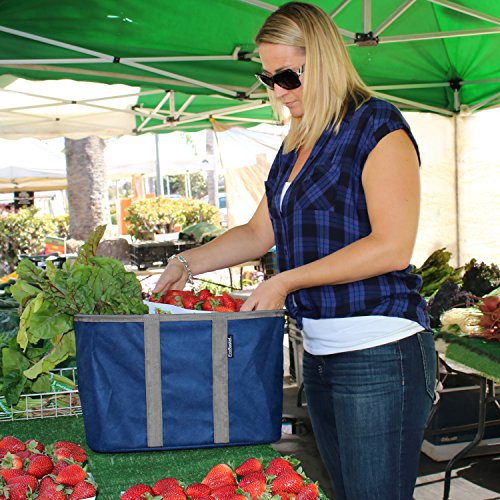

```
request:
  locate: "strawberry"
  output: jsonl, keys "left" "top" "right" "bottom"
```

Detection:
{"left": 53, "top": 441, "right": 86, "bottom": 455}
{"left": 121, "top": 483, "right": 154, "bottom": 500}
{"left": 153, "top": 477, "right": 180, "bottom": 495}
{"left": 149, "top": 291, "right": 163, "bottom": 302}
{"left": 239, "top": 478, "right": 267, "bottom": 500}
{"left": 264, "top": 457, "right": 294, "bottom": 477}
{"left": 214, "top": 306, "right": 235, "bottom": 312}
{"left": 55, "top": 463, "right": 87, "bottom": 486}
{"left": 53, "top": 460, "right": 70, "bottom": 475}
{"left": 68, "top": 480, "right": 97, "bottom": 499}
{"left": 0, "top": 436, "right": 25, "bottom": 453}
{"left": 238, "top": 472, "right": 266, "bottom": 488}
{"left": 25, "top": 439, "right": 45, "bottom": 453}
{"left": 296, "top": 483, "right": 319, "bottom": 500}
{"left": 1, "top": 452, "right": 24, "bottom": 470}
{"left": 53, "top": 447, "right": 87, "bottom": 464}
{"left": 202, "top": 464, "right": 236, "bottom": 491}
{"left": 198, "top": 289, "right": 213, "bottom": 300}
{"left": 234, "top": 298, "right": 245, "bottom": 312}
{"left": 235, "top": 458, "right": 262, "bottom": 477}
{"left": 0, "top": 468, "right": 26, "bottom": 482}
{"left": 183, "top": 295, "right": 203, "bottom": 310}
{"left": 185, "top": 483, "right": 211, "bottom": 498}
{"left": 209, "top": 484, "right": 237, "bottom": 499}
{"left": 230, "top": 496, "right": 248, "bottom": 500}
{"left": 160, "top": 490, "right": 187, "bottom": 500}
{"left": 221, "top": 293, "right": 236, "bottom": 309}
{"left": 271, "top": 471, "right": 304, "bottom": 494}
{"left": 5, "top": 483, "right": 34, "bottom": 500}
{"left": 38, "top": 477, "right": 68, "bottom": 499}
{"left": 38, "top": 493, "right": 67, "bottom": 500}
{"left": 6, "top": 473, "right": 38, "bottom": 491}
{"left": 273, "top": 492, "right": 292, "bottom": 500}
{"left": 26, "top": 454, "right": 54, "bottom": 478}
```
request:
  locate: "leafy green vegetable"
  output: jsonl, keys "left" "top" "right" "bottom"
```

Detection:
{"left": 461, "top": 259, "right": 500, "bottom": 297}
{"left": 6, "top": 224, "right": 148, "bottom": 403}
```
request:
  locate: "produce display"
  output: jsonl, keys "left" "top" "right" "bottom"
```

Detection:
{"left": 121, "top": 456, "right": 323, "bottom": 500}
{"left": 148, "top": 289, "right": 245, "bottom": 312}
{"left": 0, "top": 435, "right": 97, "bottom": 499}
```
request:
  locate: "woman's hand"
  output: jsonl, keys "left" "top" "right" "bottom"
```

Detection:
{"left": 152, "top": 259, "right": 188, "bottom": 295}
{"left": 240, "top": 275, "right": 288, "bottom": 311}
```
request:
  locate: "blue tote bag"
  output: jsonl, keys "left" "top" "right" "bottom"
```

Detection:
{"left": 74, "top": 311, "right": 285, "bottom": 452}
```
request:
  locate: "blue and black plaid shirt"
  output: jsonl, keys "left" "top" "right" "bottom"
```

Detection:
{"left": 265, "top": 98, "right": 429, "bottom": 330}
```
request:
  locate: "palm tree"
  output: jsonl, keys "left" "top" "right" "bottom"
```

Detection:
{"left": 65, "top": 137, "right": 109, "bottom": 240}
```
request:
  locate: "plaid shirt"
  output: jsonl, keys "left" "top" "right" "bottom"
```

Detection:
{"left": 265, "top": 98, "right": 429, "bottom": 330}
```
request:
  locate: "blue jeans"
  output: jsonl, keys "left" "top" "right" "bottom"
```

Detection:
{"left": 303, "top": 331, "right": 436, "bottom": 500}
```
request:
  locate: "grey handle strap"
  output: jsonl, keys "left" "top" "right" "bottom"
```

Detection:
{"left": 144, "top": 315, "right": 164, "bottom": 447}
{"left": 143, "top": 315, "right": 230, "bottom": 447}
{"left": 212, "top": 315, "right": 230, "bottom": 443}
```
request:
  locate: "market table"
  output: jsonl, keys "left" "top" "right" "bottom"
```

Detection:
{"left": 435, "top": 333, "right": 500, "bottom": 500}
{"left": 0, "top": 416, "right": 282, "bottom": 499}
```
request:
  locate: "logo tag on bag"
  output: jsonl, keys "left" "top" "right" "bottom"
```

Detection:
{"left": 227, "top": 335, "right": 233, "bottom": 358}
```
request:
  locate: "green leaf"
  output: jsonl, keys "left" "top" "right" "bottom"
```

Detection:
{"left": 17, "top": 292, "right": 45, "bottom": 350}
{"left": 31, "top": 373, "right": 52, "bottom": 393}
{"left": 23, "top": 331, "right": 75, "bottom": 379}
{"left": 28, "top": 300, "right": 72, "bottom": 341}
{"left": 74, "top": 224, "right": 106, "bottom": 265}
{"left": 2, "top": 369, "right": 27, "bottom": 406}
{"left": 2, "top": 347, "right": 30, "bottom": 376}
{"left": 8, "top": 279, "right": 41, "bottom": 308}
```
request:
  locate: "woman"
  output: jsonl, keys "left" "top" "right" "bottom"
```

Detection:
{"left": 154, "top": 3, "right": 435, "bottom": 498}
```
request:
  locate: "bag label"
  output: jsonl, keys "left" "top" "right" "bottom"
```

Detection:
{"left": 227, "top": 335, "right": 233, "bottom": 358}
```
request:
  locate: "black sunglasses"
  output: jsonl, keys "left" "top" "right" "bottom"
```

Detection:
{"left": 255, "top": 65, "right": 304, "bottom": 90}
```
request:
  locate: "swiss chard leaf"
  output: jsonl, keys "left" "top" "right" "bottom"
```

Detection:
{"left": 28, "top": 299, "right": 72, "bottom": 341}
{"left": 2, "top": 369, "right": 27, "bottom": 406}
{"left": 74, "top": 224, "right": 106, "bottom": 265}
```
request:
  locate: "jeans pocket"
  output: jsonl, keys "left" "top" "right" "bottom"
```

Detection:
{"left": 417, "top": 330, "right": 437, "bottom": 401}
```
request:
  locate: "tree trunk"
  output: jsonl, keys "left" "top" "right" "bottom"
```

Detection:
{"left": 65, "top": 136, "right": 109, "bottom": 240}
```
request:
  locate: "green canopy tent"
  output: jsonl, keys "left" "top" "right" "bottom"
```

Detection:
{"left": 0, "top": 0, "right": 499, "bottom": 138}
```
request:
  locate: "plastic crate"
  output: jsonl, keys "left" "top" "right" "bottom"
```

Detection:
{"left": 129, "top": 240, "right": 198, "bottom": 270}
{"left": 19, "top": 252, "right": 66, "bottom": 270}
{"left": 0, "top": 367, "right": 81, "bottom": 421}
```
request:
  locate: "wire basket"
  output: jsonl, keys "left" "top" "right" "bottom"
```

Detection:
{"left": 0, "top": 367, "right": 81, "bottom": 421}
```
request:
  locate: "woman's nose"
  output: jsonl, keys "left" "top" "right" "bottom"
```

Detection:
{"left": 273, "top": 84, "right": 288, "bottom": 98}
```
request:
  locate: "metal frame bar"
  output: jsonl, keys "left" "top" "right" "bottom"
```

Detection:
{"left": 379, "top": 27, "right": 500, "bottom": 43}
{"left": 363, "top": 0, "right": 372, "bottom": 33}
{"left": 469, "top": 91, "right": 500, "bottom": 111}
{"left": 371, "top": 90, "right": 455, "bottom": 115}
{"left": 238, "top": 0, "right": 276, "bottom": 12}
{"left": 374, "top": 0, "right": 417, "bottom": 37}
{"left": 136, "top": 91, "right": 171, "bottom": 132}
{"left": 428, "top": 0, "right": 500, "bottom": 26}
{"left": 0, "top": 24, "right": 239, "bottom": 97}
{"left": 331, "top": 0, "right": 351, "bottom": 19}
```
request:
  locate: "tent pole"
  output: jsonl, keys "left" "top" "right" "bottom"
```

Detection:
{"left": 453, "top": 115, "right": 461, "bottom": 267}
{"left": 155, "top": 134, "right": 163, "bottom": 197}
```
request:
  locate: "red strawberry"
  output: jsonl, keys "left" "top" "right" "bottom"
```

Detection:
{"left": 1, "top": 452, "right": 24, "bottom": 470}
{"left": 202, "top": 298, "right": 219, "bottom": 311}
{"left": 6, "top": 473, "right": 38, "bottom": 491}
{"left": 0, "top": 468, "right": 26, "bottom": 482}
{"left": 235, "top": 457, "right": 262, "bottom": 477}
{"left": 183, "top": 295, "right": 203, "bottom": 310}
{"left": 5, "top": 483, "right": 35, "bottom": 500}
{"left": 239, "top": 478, "right": 267, "bottom": 500}
{"left": 160, "top": 490, "right": 187, "bottom": 500}
{"left": 209, "top": 484, "right": 238, "bottom": 500}
{"left": 38, "top": 493, "right": 68, "bottom": 500}
{"left": 27, "top": 454, "right": 54, "bottom": 478}
{"left": 186, "top": 483, "right": 211, "bottom": 498}
{"left": 221, "top": 293, "right": 236, "bottom": 309}
{"left": 198, "top": 289, "right": 213, "bottom": 300}
{"left": 53, "top": 447, "right": 87, "bottom": 464}
{"left": 25, "top": 439, "right": 45, "bottom": 453}
{"left": 39, "top": 476, "right": 60, "bottom": 493}
{"left": 296, "top": 483, "right": 319, "bottom": 500}
{"left": 121, "top": 483, "right": 154, "bottom": 500}
{"left": 55, "top": 463, "right": 87, "bottom": 486}
{"left": 234, "top": 298, "right": 245, "bottom": 312}
{"left": 15, "top": 450, "right": 30, "bottom": 460}
{"left": 264, "top": 457, "right": 294, "bottom": 477}
{"left": 68, "top": 480, "right": 97, "bottom": 499}
{"left": 202, "top": 464, "right": 236, "bottom": 491}
{"left": 53, "top": 441, "right": 86, "bottom": 455}
{"left": 238, "top": 472, "right": 266, "bottom": 488}
{"left": 230, "top": 496, "right": 248, "bottom": 500}
{"left": 153, "top": 477, "right": 180, "bottom": 494}
{"left": 53, "top": 460, "right": 70, "bottom": 475}
{"left": 214, "top": 306, "right": 235, "bottom": 312}
{"left": 0, "top": 436, "right": 25, "bottom": 453}
{"left": 273, "top": 492, "right": 292, "bottom": 500}
{"left": 271, "top": 471, "right": 304, "bottom": 494}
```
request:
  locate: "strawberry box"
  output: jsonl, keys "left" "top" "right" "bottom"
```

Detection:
{"left": 73, "top": 310, "right": 285, "bottom": 452}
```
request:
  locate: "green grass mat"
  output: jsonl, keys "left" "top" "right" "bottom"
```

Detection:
{"left": 0, "top": 416, "right": 281, "bottom": 499}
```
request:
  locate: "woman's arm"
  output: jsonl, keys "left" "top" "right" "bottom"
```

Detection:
{"left": 241, "top": 129, "right": 421, "bottom": 310}
{"left": 153, "top": 195, "right": 275, "bottom": 293}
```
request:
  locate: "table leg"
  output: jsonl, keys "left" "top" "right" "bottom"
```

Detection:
{"left": 442, "top": 376, "right": 487, "bottom": 500}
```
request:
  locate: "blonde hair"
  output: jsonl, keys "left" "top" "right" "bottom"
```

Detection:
{"left": 255, "top": 2, "right": 371, "bottom": 153}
